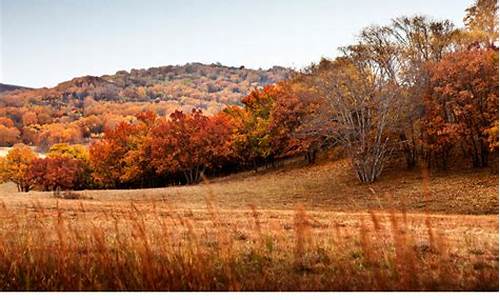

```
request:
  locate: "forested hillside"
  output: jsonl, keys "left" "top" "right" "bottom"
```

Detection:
{"left": 0, "top": 63, "right": 290, "bottom": 149}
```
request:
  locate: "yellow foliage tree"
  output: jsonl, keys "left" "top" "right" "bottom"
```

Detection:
{"left": 4, "top": 144, "right": 37, "bottom": 192}
{"left": 47, "top": 143, "right": 93, "bottom": 188}
{"left": 47, "top": 143, "right": 89, "bottom": 161}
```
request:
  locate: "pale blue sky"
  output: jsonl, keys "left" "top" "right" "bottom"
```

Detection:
{"left": 1, "top": 0, "right": 471, "bottom": 88}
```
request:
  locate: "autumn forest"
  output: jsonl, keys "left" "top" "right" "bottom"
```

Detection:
{"left": 1, "top": 6, "right": 498, "bottom": 191}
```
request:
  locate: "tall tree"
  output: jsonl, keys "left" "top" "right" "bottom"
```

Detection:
{"left": 304, "top": 57, "right": 398, "bottom": 183}
{"left": 343, "top": 16, "right": 458, "bottom": 168}
{"left": 226, "top": 87, "right": 275, "bottom": 169}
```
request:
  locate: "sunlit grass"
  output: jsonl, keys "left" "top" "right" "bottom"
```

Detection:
{"left": 0, "top": 196, "right": 497, "bottom": 291}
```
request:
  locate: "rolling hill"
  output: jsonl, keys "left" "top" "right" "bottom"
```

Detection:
{"left": 0, "top": 63, "right": 291, "bottom": 108}
{"left": 0, "top": 83, "right": 32, "bottom": 93}
{"left": 0, "top": 63, "right": 291, "bottom": 147}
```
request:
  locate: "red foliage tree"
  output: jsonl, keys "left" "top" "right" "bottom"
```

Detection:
{"left": 150, "top": 109, "right": 233, "bottom": 184}
{"left": 26, "top": 157, "right": 85, "bottom": 192}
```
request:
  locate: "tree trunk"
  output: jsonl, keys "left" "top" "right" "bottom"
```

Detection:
{"left": 305, "top": 148, "right": 317, "bottom": 165}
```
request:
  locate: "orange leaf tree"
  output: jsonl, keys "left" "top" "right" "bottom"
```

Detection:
{"left": 423, "top": 48, "right": 499, "bottom": 168}
{"left": 89, "top": 117, "right": 152, "bottom": 188}
{"left": 149, "top": 109, "right": 233, "bottom": 184}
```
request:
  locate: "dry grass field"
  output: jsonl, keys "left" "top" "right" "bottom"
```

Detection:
{"left": 0, "top": 159, "right": 498, "bottom": 290}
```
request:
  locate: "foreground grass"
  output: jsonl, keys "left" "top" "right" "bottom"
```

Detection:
{"left": 0, "top": 159, "right": 497, "bottom": 290}
{"left": 0, "top": 197, "right": 497, "bottom": 291}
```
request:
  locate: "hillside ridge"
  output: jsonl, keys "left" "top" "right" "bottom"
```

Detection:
{"left": 1, "top": 62, "right": 291, "bottom": 106}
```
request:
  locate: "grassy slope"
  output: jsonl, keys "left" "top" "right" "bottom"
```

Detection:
{"left": 0, "top": 158, "right": 498, "bottom": 214}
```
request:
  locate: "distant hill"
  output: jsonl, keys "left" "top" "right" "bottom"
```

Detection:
{"left": 0, "top": 83, "right": 32, "bottom": 93}
{"left": 0, "top": 63, "right": 291, "bottom": 109}
{"left": 0, "top": 62, "right": 292, "bottom": 147}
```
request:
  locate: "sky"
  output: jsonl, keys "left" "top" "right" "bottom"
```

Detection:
{"left": 1, "top": 0, "right": 472, "bottom": 88}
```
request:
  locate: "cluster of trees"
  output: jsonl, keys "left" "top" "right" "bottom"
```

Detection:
{"left": 422, "top": 49, "right": 498, "bottom": 169}
{"left": 88, "top": 81, "right": 321, "bottom": 188}
{"left": 0, "top": 77, "right": 323, "bottom": 191}
{"left": 0, "top": 143, "right": 91, "bottom": 192}
{"left": 293, "top": 0, "right": 498, "bottom": 182}
{"left": 0, "top": 0, "right": 497, "bottom": 191}
{"left": 0, "top": 83, "right": 315, "bottom": 191}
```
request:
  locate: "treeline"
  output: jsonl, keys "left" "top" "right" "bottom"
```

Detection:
{"left": 0, "top": 80, "right": 320, "bottom": 191}
{"left": 0, "top": 0, "right": 498, "bottom": 191}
